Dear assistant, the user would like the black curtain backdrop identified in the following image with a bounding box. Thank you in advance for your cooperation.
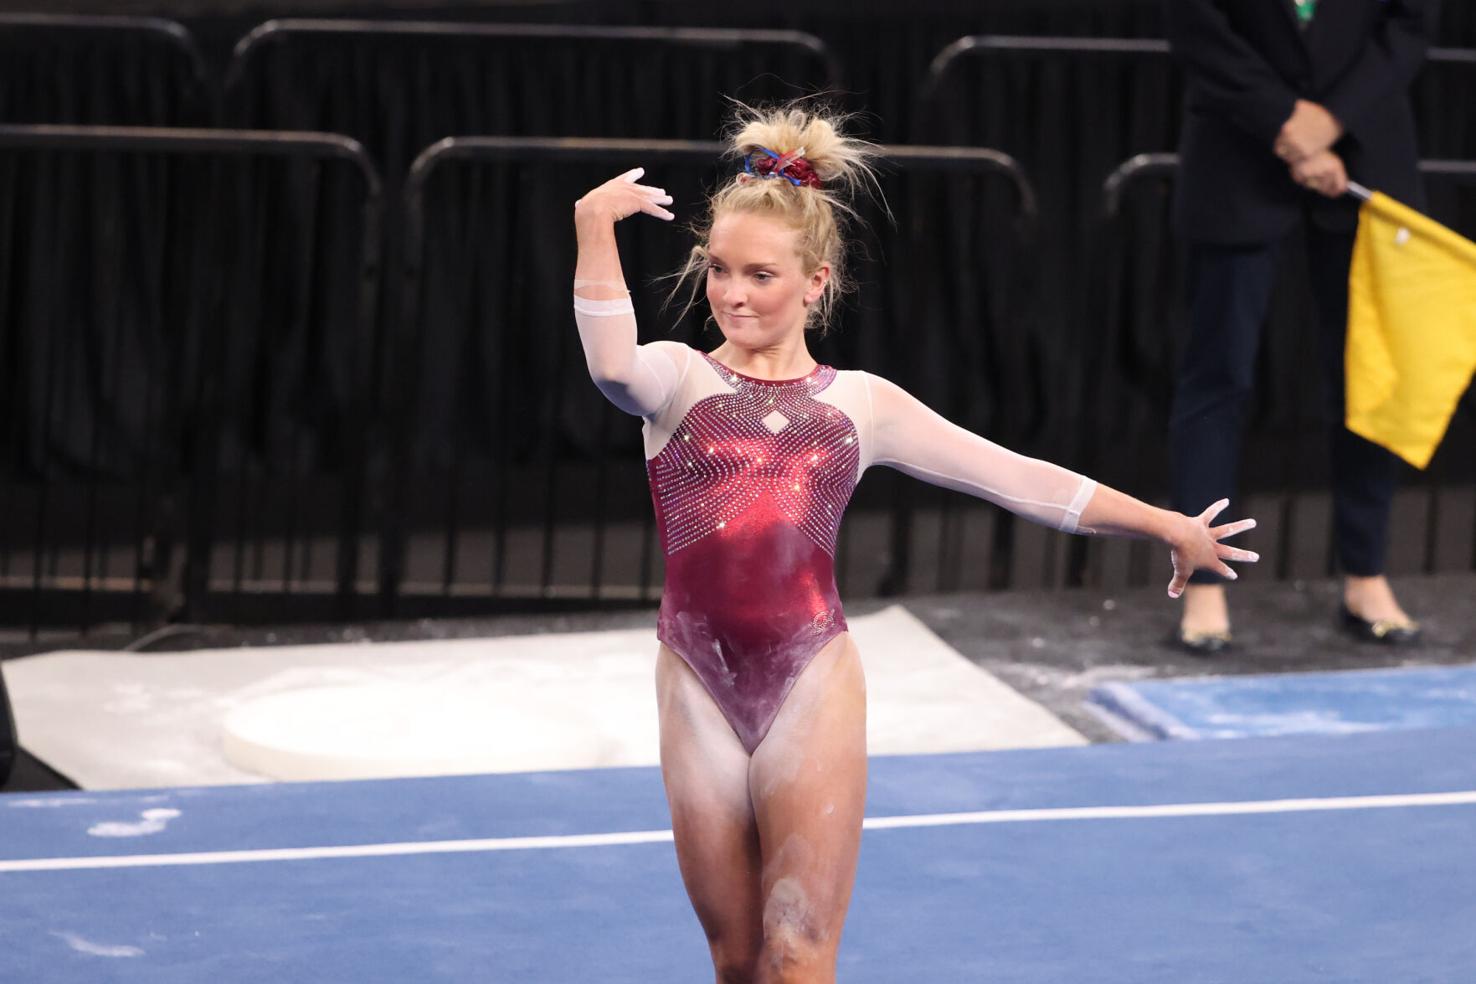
[0,151,365,478]
[0,1,1472,612]
[391,153,1026,591]
[0,20,208,127]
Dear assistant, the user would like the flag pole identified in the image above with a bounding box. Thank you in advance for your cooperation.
[1346,181,1373,202]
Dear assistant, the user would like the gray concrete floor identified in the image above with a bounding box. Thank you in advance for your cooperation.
[904,572,1476,742]
[3,572,1473,791]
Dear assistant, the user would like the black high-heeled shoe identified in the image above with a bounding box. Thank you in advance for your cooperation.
[1340,605,1423,646]
[1176,626,1232,655]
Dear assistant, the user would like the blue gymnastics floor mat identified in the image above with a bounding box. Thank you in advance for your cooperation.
[1088,663,1476,740]
[7,728,1476,983]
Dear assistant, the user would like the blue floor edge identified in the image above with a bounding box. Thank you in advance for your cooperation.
[1087,662,1476,741]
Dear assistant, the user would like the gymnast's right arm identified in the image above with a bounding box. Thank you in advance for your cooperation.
[573,168,682,417]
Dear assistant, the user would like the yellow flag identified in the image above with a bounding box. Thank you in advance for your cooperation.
[1346,191,1476,469]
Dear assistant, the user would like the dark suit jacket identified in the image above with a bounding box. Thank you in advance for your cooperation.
[1167,0,1438,243]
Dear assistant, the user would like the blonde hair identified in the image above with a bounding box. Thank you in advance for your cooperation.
[668,100,881,334]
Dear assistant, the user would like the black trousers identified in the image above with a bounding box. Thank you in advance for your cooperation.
[1169,224,1399,584]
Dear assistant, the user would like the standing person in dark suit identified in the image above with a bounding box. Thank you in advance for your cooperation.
[1165,0,1438,652]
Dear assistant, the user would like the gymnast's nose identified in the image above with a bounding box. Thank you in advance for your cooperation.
[718,279,748,310]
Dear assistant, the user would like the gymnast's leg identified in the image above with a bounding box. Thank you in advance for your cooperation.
[748,633,868,984]
[656,645,765,983]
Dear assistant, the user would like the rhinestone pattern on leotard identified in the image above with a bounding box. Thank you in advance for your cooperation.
[647,355,860,556]
[648,353,860,752]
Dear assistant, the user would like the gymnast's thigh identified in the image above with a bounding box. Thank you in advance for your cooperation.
[748,632,868,962]
[655,645,764,952]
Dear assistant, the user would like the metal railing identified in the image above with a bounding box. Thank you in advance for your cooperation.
[922,35,1171,107]
[0,13,207,79]
[918,35,1476,167]
[923,33,1476,102]
[0,124,382,633]
[0,126,1040,628]
[386,136,1038,610]
[404,135,1036,220]
[1105,154,1476,218]
[227,19,842,95]
[0,15,210,123]
[0,26,1469,628]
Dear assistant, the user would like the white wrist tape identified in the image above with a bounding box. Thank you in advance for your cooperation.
[573,294,636,317]
[574,278,630,293]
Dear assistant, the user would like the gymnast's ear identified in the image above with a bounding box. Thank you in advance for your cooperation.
[805,263,831,306]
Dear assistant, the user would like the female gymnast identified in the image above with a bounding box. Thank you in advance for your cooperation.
[571,103,1258,983]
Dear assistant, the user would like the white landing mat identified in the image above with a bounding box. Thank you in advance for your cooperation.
[4,605,1084,790]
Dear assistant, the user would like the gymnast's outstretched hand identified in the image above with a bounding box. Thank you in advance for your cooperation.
[574,167,675,225]
[1166,498,1259,599]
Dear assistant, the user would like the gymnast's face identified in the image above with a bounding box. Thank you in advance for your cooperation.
[706,211,828,349]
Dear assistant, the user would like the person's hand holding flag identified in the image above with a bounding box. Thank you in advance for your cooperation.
[1290,150,1350,198]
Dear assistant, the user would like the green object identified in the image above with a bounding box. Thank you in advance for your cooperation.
[1295,0,1316,26]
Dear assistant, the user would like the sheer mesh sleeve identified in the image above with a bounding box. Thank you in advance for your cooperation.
[573,294,686,417]
[864,373,1098,533]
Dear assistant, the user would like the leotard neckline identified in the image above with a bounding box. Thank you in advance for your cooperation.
[703,351,826,386]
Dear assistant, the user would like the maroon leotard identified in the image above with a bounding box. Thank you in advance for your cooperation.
[650,356,858,751]
[574,294,1097,753]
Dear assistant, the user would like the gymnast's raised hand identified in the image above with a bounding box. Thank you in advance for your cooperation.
[574,166,675,226]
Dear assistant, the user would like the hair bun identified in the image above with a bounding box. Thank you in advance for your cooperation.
[664,99,883,337]
[743,146,824,188]
[727,101,878,201]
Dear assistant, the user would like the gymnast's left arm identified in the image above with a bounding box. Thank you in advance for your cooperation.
[864,374,1259,597]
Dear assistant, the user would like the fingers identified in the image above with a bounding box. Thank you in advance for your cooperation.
[1167,568,1189,599]
[640,199,676,222]
[631,182,675,221]
[631,184,674,205]
[1197,498,1230,525]
[617,168,668,202]
[1166,555,1233,596]
[1275,129,1315,164]
[1302,173,1337,197]
[1292,161,1324,191]
[1209,512,1259,567]
[1290,153,1347,198]
[1167,501,1261,598]
[587,168,677,222]
[1210,517,1257,541]
[1275,137,1305,165]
